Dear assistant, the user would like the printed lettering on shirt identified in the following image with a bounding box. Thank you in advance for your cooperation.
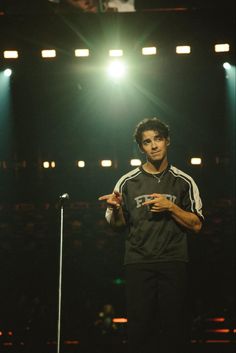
[163,194,177,203]
[135,195,153,208]
[135,194,177,208]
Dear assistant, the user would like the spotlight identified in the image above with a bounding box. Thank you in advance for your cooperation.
[176,46,191,54]
[4,68,12,77]
[215,44,230,53]
[42,161,56,168]
[130,159,141,166]
[107,60,126,79]
[142,47,157,55]
[113,318,128,323]
[75,49,89,57]
[41,50,56,58]
[190,157,202,165]
[101,160,112,167]
[77,160,85,168]
[223,62,231,70]
[109,49,123,57]
[4,50,18,59]
[43,161,50,168]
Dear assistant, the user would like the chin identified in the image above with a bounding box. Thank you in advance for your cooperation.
[150,158,162,164]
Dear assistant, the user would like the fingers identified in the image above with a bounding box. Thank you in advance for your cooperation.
[114,191,121,197]
[142,199,156,206]
[98,192,120,201]
[98,192,121,209]
[149,193,160,198]
[98,194,113,201]
[142,194,161,206]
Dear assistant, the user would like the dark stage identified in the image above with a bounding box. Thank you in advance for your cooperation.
[0,1,235,353]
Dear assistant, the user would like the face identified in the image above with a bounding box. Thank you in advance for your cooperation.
[141,130,170,163]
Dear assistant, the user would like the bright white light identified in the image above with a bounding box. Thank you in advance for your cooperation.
[4,50,18,59]
[77,160,85,168]
[109,49,123,57]
[191,157,202,165]
[215,43,230,53]
[107,60,126,79]
[4,69,12,77]
[51,161,56,168]
[75,49,89,57]
[142,47,157,55]
[130,159,142,166]
[223,62,231,70]
[41,50,56,58]
[101,160,112,167]
[43,161,50,168]
[176,46,191,54]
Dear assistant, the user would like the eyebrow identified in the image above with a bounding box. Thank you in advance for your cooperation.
[142,132,161,143]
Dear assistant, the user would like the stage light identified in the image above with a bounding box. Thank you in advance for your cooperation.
[75,49,89,57]
[113,278,125,285]
[142,47,157,55]
[206,329,230,333]
[107,60,126,79]
[130,159,141,166]
[3,68,12,77]
[176,45,191,54]
[190,157,202,165]
[77,160,85,168]
[206,318,225,322]
[223,62,231,70]
[101,160,112,167]
[41,50,56,58]
[51,161,56,168]
[3,50,18,59]
[109,49,123,57]
[43,161,50,168]
[113,318,128,323]
[215,43,230,53]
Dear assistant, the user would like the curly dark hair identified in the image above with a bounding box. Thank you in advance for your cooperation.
[134,117,170,147]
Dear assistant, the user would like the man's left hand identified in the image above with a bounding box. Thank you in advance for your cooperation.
[142,193,172,212]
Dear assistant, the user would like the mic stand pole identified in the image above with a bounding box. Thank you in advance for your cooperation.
[57,193,69,353]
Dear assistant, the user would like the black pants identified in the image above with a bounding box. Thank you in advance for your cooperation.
[125,262,187,353]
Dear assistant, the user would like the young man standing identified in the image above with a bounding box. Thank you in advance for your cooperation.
[99,117,204,353]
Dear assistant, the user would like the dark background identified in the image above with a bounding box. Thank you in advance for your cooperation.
[0,1,235,352]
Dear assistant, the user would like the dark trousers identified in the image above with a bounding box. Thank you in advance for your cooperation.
[125,262,187,353]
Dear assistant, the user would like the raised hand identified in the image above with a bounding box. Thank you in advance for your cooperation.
[142,193,171,212]
[98,191,122,210]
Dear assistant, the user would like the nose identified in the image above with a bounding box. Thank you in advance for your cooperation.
[151,141,158,149]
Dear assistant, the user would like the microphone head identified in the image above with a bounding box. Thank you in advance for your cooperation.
[59,193,70,200]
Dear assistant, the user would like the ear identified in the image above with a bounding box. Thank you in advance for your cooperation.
[166,137,170,146]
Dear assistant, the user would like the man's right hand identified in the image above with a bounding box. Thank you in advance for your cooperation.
[98,191,122,210]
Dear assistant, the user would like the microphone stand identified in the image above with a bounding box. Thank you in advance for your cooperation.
[57,193,69,353]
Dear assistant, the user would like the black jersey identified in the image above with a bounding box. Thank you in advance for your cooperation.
[106,164,204,265]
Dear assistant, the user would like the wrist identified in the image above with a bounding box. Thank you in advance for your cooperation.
[108,204,121,211]
[168,201,174,212]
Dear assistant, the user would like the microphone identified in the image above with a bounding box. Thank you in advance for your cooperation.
[59,193,70,200]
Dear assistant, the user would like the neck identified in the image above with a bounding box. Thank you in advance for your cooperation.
[143,158,168,174]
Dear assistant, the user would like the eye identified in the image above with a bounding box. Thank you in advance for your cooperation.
[155,136,162,141]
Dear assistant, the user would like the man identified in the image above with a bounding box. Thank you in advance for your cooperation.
[99,117,204,353]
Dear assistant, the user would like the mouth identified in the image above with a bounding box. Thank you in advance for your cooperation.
[151,151,160,156]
